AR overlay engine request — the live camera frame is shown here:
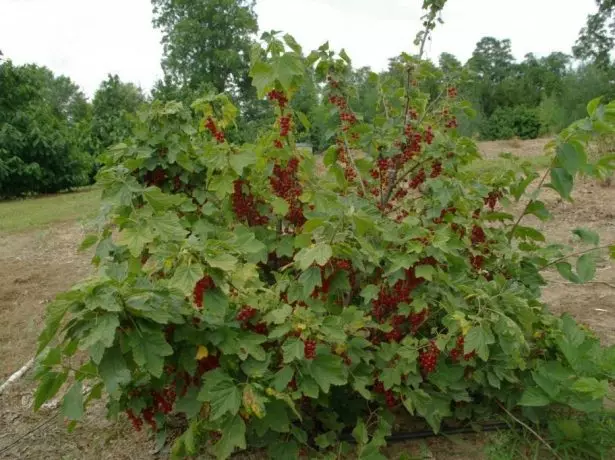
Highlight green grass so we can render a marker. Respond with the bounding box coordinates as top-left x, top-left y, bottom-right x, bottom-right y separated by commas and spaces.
0, 188, 101, 233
